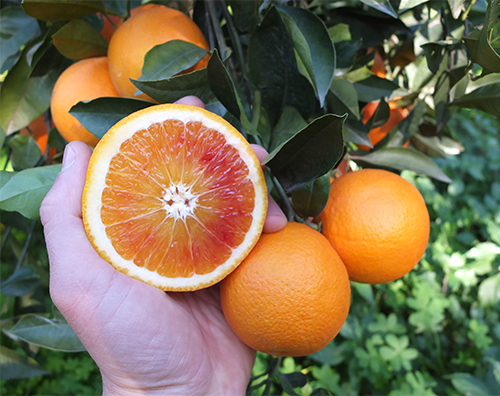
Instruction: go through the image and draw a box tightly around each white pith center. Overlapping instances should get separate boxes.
[163,183,198,220]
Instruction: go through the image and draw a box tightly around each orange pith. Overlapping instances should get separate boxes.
[83,104,267,291]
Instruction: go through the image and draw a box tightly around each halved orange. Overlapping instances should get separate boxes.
[82,104,268,291]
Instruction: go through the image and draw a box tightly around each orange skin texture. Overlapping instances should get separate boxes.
[320,169,430,284]
[220,222,351,357]
[99,5,163,42]
[359,100,409,150]
[107,6,210,101]
[20,116,56,158]
[50,57,120,147]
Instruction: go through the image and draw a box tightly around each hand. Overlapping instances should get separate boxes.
[40,96,287,396]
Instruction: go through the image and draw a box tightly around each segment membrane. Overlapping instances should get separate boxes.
[101,119,256,278]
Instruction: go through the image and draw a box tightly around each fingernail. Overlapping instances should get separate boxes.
[61,143,76,172]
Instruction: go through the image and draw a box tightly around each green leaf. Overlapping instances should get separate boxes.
[276,371,303,395]
[29,23,68,78]
[0,6,41,73]
[22,0,106,22]
[399,0,429,11]
[351,282,375,305]
[327,23,351,43]
[7,314,85,352]
[69,97,154,139]
[278,6,335,107]
[291,173,330,218]
[247,6,315,123]
[206,50,259,137]
[353,76,402,103]
[0,266,41,297]
[350,147,452,183]
[449,373,493,396]
[365,99,391,130]
[478,273,500,307]
[0,346,48,380]
[410,133,464,158]
[52,18,108,60]
[132,66,214,104]
[138,40,208,82]
[269,106,308,152]
[463,0,500,73]
[0,164,61,219]
[448,0,465,19]
[328,78,360,120]
[452,83,500,117]
[7,134,42,170]
[0,45,58,134]
[263,114,346,193]
[359,0,398,18]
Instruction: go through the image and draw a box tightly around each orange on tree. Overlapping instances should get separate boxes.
[368,48,386,78]
[359,100,409,150]
[20,115,56,158]
[220,222,351,357]
[50,57,120,147]
[320,169,430,284]
[99,4,163,42]
[82,103,268,291]
[107,5,210,100]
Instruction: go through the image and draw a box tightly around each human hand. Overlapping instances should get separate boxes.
[40,96,287,396]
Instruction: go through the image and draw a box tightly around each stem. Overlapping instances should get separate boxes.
[270,174,295,222]
[15,220,36,271]
[206,0,229,59]
[262,357,282,396]
[0,226,11,256]
[462,0,478,21]
[251,90,261,128]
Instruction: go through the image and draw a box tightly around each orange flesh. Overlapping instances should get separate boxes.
[101,120,255,278]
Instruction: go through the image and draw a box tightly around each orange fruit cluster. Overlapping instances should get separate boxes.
[50,4,209,148]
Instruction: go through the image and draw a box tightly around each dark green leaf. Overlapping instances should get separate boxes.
[328,78,360,119]
[464,0,500,73]
[365,99,391,130]
[29,24,68,77]
[247,6,315,123]
[0,164,62,219]
[349,147,452,183]
[269,106,307,152]
[1,266,40,297]
[0,346,48,380]
[277,371,302,395]
[206,50,241,119]
[278,6,335,107]
[7,135,42,170]
[311,388,334,396]
[22,0,105,22]
[353,76,402,103]
[343,117,372,147]
[291,174,330,218]
[359,0,398,18]
[0,45,58,134]
[52,18,108,60]
[0,6,41,73]
[138,40,208,82]
[7,314,85,352]
[206,50,259,136]
[263,114,346,193]
[70,97,154,139]
[132,67,214,104]
[452,83,500,117]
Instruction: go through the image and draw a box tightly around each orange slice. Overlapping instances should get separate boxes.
[82,104,268,291]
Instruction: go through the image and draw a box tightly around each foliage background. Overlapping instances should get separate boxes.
[1,0,500,394]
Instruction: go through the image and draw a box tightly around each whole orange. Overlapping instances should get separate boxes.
[220,222,351,357]
[107,6,209,100]
[321,169,430,284]
[50,57,120,147]
[359,100,409,150]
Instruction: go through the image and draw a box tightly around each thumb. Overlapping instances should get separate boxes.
[40,141,120,310]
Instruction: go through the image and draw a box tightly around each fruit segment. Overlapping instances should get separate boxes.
[100,119,256,278]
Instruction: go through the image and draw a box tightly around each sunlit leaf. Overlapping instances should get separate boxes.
[452,83,500,117]
[359,0,398,18]
[7,314,85,352]
[52,18,108,59]
[0,165,62,219]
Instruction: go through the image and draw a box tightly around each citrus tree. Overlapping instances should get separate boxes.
[1,0,500,394]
